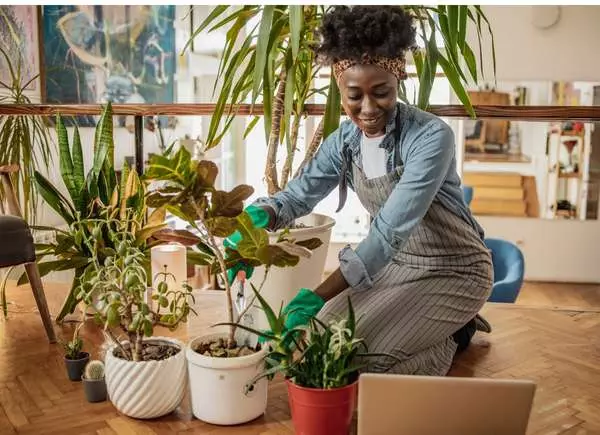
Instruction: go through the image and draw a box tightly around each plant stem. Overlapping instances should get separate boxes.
[265,69,287,196]
[208,232,236,348]
[280,113,301,190]
[235,266,269,323]
[107,328,132,360]
[134,333,143,362]
[292,116,324,180]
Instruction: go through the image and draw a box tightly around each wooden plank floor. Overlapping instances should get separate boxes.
[1,280,600,434]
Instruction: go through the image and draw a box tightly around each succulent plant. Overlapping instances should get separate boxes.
[84,360,105,380]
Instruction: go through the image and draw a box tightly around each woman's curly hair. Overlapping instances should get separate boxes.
[314,6,416,65]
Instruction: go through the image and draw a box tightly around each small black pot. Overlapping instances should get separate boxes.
[64,352,90,381]
[82,376,107,403]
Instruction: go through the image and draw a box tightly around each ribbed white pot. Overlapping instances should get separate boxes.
[186,334,268,425]
[248,213,335,333]
[104,336,187,419]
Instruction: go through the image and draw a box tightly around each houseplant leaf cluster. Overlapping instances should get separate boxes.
[186,5,496,195]
[144,145,323,349]
[24,103,170,322]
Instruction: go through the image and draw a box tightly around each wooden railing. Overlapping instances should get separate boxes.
[2,103,600,174]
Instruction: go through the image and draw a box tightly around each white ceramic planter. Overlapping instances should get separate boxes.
[186,333,268,425]
[104,336,187,419]
[248,213,335,332]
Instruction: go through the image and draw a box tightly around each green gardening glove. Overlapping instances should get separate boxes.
[258,288,325,345]
[224,205,271,284]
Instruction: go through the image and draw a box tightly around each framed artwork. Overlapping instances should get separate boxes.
[0,6,40,91]
[42,5,176,126]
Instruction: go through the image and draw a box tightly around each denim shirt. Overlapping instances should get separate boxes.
[253,102,485,291]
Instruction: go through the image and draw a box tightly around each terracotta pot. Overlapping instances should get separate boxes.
[286,379,358,435]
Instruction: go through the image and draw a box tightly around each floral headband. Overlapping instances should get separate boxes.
[332,54,408,82]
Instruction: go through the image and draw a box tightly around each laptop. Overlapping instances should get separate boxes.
[357,373,536,435]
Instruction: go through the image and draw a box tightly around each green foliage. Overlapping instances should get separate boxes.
[75,219,195,362]
[0,44,54,224]
[27,103,170,322]
[217,286,402,390]
[62,323,85,360]
[144,146,323,347]
[84,360,105,380]
[186,5,496,193]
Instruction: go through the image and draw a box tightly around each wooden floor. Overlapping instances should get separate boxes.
[1,280,600,434]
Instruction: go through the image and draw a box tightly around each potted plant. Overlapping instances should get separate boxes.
[184,5,497,328]
[218,287,402,435]
[144,147,324,425]
[20,103,193,322]
[75,216,195,419]
[61,323,89,381]
[82,360,107,403]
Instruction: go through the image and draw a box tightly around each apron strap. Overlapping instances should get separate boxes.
[335,142,352,213]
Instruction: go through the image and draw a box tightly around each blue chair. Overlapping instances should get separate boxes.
[462,185,473,206]
[484,238,525,303]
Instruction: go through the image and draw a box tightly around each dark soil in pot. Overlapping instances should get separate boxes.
[64,352,90,381]
[113,342,180,361]
[192,337,261,358]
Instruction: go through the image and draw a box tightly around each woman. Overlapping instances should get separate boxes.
[246,5,493,376]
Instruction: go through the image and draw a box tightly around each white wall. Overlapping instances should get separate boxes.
[469,6,600,83]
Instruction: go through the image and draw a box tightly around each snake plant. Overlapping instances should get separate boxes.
[21,103,170,322]
[186,5,496,195]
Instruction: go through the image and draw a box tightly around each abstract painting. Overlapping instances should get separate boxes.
[0,6,39,91]
[42,5,176,126]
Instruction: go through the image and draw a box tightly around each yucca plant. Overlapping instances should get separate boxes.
[186,5,495,195]
[21,103,171,322]
[0,45,53,222]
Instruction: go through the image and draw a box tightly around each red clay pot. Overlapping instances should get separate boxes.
[286,378,358,435]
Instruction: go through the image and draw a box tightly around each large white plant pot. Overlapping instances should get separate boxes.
[104,336,187,419]
[186,333,268,425]
[248,213,335,332]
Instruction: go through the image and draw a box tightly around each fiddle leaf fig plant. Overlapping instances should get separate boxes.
[144,146,323,349]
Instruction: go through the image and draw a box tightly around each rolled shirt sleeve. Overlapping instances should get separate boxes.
[339,121,455,291]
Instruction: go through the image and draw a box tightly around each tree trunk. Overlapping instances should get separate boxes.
[265,70,287,196]
[292,116,324,180]
[280,113,301,190]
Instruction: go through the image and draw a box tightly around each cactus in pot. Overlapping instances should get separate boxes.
[82,360,107,403]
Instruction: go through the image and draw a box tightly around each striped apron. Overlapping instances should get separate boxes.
[318,161,493,376]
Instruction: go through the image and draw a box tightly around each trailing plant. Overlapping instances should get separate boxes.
[75,218,195,362]
[186,5,496,195]
[24,103,170,322]
[0,45,53,223]
[218,286,402,391]
[143,146,323,350]
[84,360,105,380]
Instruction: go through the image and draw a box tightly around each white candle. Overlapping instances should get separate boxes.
[150,244,188,293]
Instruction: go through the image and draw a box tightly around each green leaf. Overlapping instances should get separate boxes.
[34,171,76,224]
[205,216,238,238]
[249,282,282,334]
[183,5,230,53]
[152,228,202,246]
[236,212,269,257]
[252,5,274,102]
[255,245,299,268]
[71,126,85,204]
[106,305,120,328]
[323,78,341,140]
[289,6,303,60]
[437,54,474,117]
[210,185,254,218]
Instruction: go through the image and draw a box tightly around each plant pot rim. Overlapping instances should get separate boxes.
[106,336,185,364]
[285,378,358,393]
[186,333,267,369]
[270,213,335,238]
[81,375,106,382]
[64,351,90,362]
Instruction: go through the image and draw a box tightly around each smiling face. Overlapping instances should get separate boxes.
[338,64,399,137]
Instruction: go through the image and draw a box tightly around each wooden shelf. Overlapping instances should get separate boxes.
[558,172,580,179]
